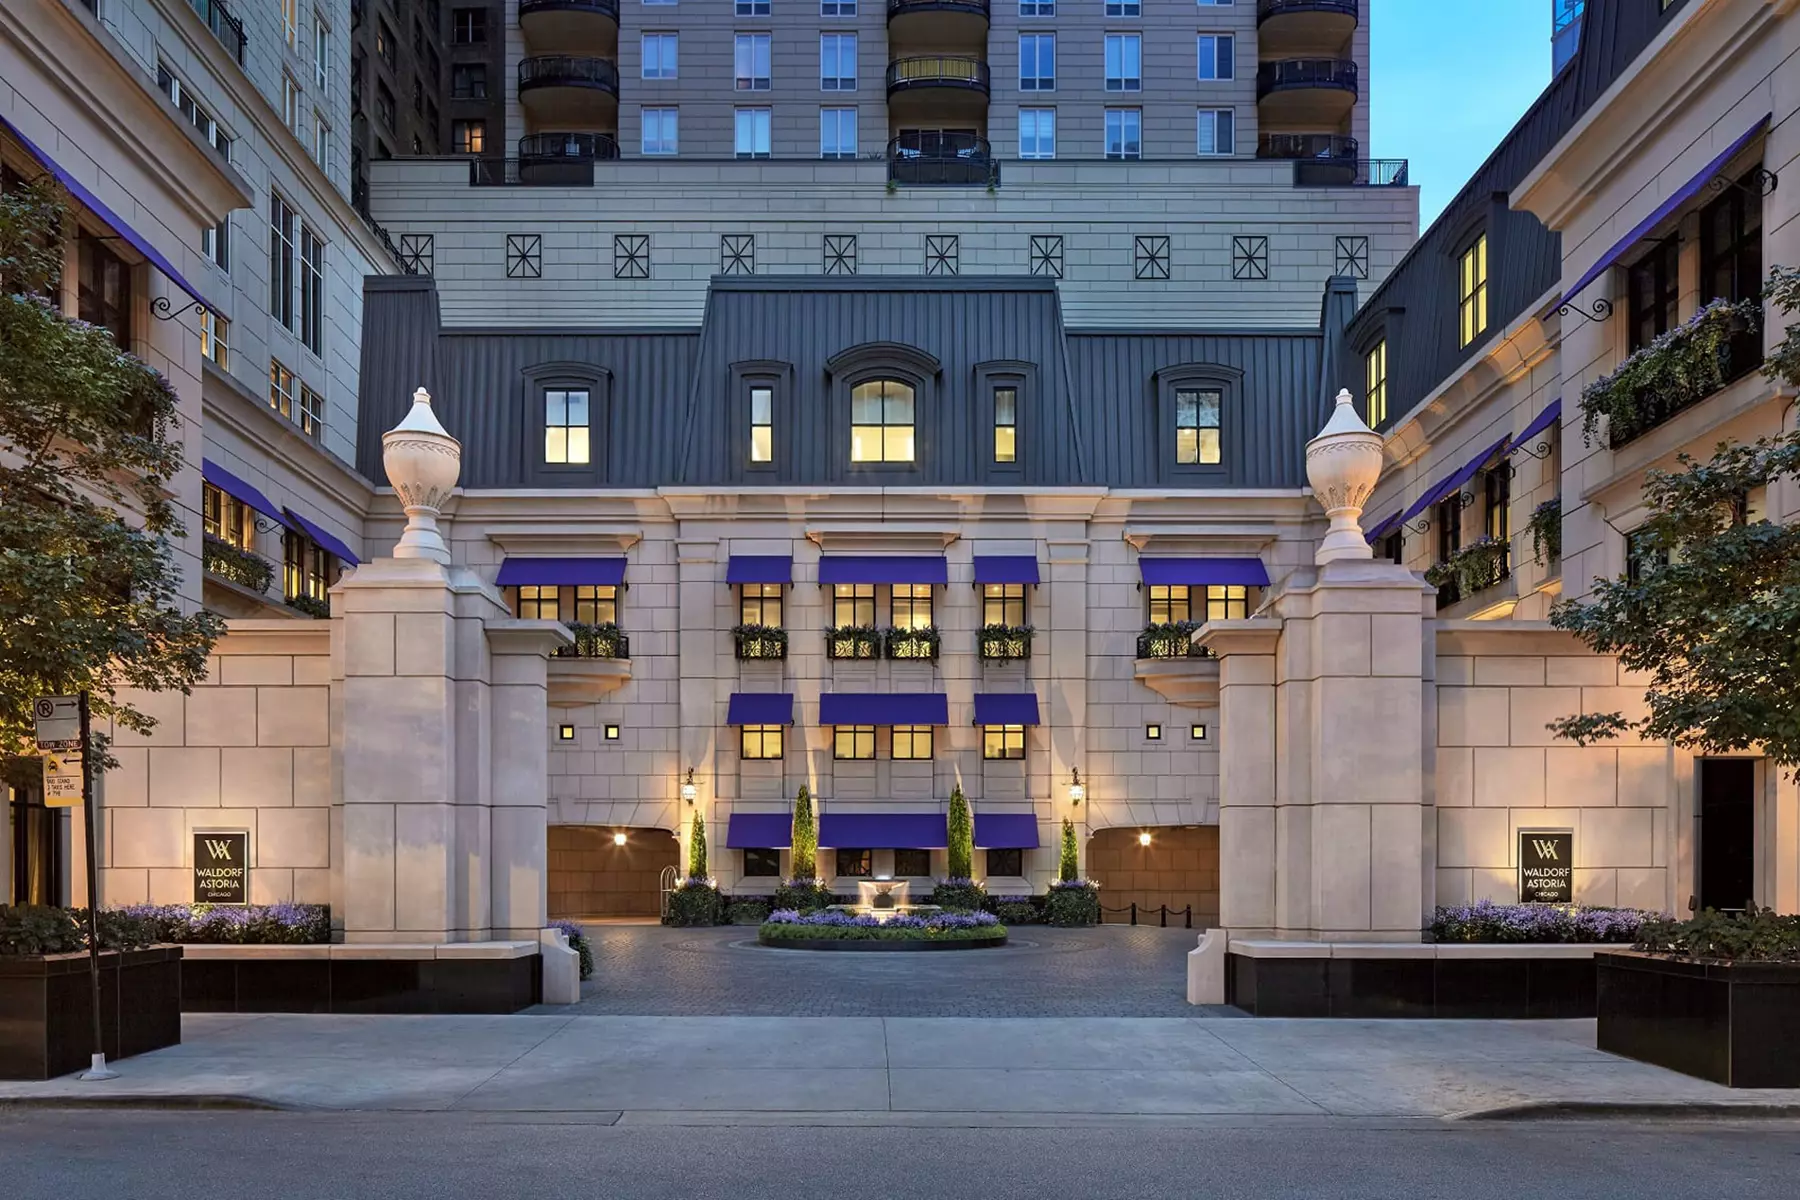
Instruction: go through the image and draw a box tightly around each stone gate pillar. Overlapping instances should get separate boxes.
[488,621,570,940]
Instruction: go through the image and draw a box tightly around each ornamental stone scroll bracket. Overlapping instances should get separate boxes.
[1304,388,1384,566]
[381,387,463,565]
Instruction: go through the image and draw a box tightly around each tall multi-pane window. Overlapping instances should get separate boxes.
[1437,494,1463,563]
[1458,233,1488,348]
[1484,468,1510,549]
[735,34,772,90]
[269,360,295,419]
[983,584,1026,626]
[200,309,229,369]
[75,236,130,348]
[299,226,323,356]
[1701,175,1764,306]
[516,586,559,621]
[1019,108,1055,158]
[734,108,772,158]
[833,584,875,626]
[849,379,915,463]
[1628,236,1680,353]
[311,113,330,165]
[573,585,617,625]
[452,120,485,153]
[544,389,591,464]
[820,108,857,158]
[741,583,782,626]
[1019,34,1055,90]
[314,16,329,90]
[741,725,783,759]
[1104,34,1141,92]
[1174,387,1221,464]
[890,584,934,629]
[892,726,934,760]
[1147,585,1189,623]
[642,33,678,79]
[1204,586,1248,620]
[749,385,773,462]
[993,386,1017,463]
[268,194,295,327]
[284,529,337,604]
[834,725,876,760]
[283,75,301,134]
[451,64,487,99]
[452,8,486,42]
[203,483,251,549]
[1197,33,1234,80]
[1365,340,1387,427]
[642,109,679,155]
[820,34,856,90]
[1196,108,1233,156]
[299,384,325,439]
[1104,109,1141,159]
[282,0,298,46]
[984,725,1026,760]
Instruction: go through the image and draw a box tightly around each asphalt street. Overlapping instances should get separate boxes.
[4,1111,1800,1200]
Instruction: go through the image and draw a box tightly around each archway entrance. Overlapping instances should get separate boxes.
[548,826,678,919]
[1087,826,1220,927]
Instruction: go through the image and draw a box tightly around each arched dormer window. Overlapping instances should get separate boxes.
[850,379,915,463]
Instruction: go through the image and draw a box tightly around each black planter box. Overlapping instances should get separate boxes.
[0,947,183,1080]
[1229,950,1598,1018]
[180,952,541,1014]
[1596,950,1800,1088]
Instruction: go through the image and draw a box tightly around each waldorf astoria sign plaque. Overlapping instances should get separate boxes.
[193,831,249,904]
[1518,830,1574,904]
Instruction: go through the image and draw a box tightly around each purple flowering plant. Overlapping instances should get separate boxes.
[114,903,331,945]
[1428,899,1661,945]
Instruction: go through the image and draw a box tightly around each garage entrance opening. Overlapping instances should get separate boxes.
[1086,826,1219,927]
[549,826,678,919]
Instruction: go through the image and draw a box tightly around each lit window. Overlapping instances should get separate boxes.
[1365,340,1388,426]
[642,109,679,155]
[983,725,1025,760]
[1196,34,1233,80]
[892,725,934,760]
[1196,108,1234,156]
[453,120,485,154]
[850,379,915,463]
[1146,724,1162,741]
[1174,387,1221,464]
[299,384,325,439]
[890,583,934,629]
[740,582,782,625]
[833,583,874,626]
[203,483,252,549]
[834,725,876,760]
[1148,584,1189,623]
[1458,233,1488,348]
[574,585,617,624]
[741,724,784,759]
[1205,585,1248,620]
[734,34,772,90]
[749,385,774,463]
[200,309,229,370]
[516,585,560,621]
[269,359,294,419]
[993,386,1017,463]
[1019,108,1055,158]
[544,388,591,464]
[982,583,1026,626]
[734,108,772,158]
[1104,34,1141,92]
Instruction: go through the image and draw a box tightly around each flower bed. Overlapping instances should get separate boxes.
[116,903,331,944]
[758,909,1006,950]
[1429,900,1656,945]
[549,919,595,980]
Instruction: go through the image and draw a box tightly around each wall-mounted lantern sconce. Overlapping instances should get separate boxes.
[680,768,698,806]
[1138,831,1153,847]
[613,831,628,847]
[1068,768,1085,806]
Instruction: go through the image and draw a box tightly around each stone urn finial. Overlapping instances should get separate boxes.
[381,386,461,564]
[1305,388,1383,565]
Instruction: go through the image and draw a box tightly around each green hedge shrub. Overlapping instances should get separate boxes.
[931,878,987,912]
[727,899,773,925]
[663,879,723,927]
[1636,905,1800,962]
[994,901,1038,926]
[774,879,833,912]
[1044,882,1100,927]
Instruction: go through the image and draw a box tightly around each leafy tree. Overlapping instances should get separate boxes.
[687,808,708,878]
[945,785,972,879]
[0,177,221,767]
[1058,817,1080,882]
[790,784,816,880]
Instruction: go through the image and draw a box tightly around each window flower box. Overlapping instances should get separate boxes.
[883,625,940,661]
[1526,497,1561,568]
[203,533,273,594]
[732,623,788,660]
[1578,297,1763,449]
[286,593,331,619]
[556,621,628,659]
[1136,621,1207,660]
[979,623,1034,662]
[1425,536,1509,609]
[826,624,881,660]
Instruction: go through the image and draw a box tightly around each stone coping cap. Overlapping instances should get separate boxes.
[1228,939,1624,960]
[180,941,539,961]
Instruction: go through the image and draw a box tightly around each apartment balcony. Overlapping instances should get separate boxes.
[473,132,621,185]
[1256,59,1358,125]
[887,0,990,46]
[1258,132,1358,160]
[888,133,998,188]
[1288,157,1408,187]
[518,56,619,128]
[186,0,246,64]
[1257,0,1357,56]
[519,0,619,57]
[886,56,990,124]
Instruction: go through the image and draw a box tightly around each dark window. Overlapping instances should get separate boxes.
[743,848,781,877]
[1625,527,1667,584]
[1701,172,1764,306]
[299,226,324,356]
[987,847,1024,876]
[1628,236,1680,353]
[76,234,130,347]
[268,193,295,327]
[1437,494,1463,562]
[376,20,396,69]
[1380,530,1404,565]
[893,849,931,877]
[835,848,872,877]
[1029,234,1063,278]
[890,583,933,629]
[833,724,875,760]
[451,63,487,99]
[376,82,396,130]
[1483,468,1510,546]
[740,724,783,759]
[452,7,486,43]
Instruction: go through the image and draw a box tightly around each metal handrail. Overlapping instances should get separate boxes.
[186,0,247,63]
[887,0,990,18]
[1256,0,1357,22]
[518,132,621,161]
[886,56,991,92]
[519,55,621,92]
[520,0,621,19]
[1291,157,1409,187]
[1258,132,1358,160]
[887,134,997,187]
[1256,58,1359,98]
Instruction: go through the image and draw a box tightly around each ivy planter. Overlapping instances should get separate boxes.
[1525,497,1561,568]
[0,946,183,1079]
[978,624,1034,662]
[202,533,273,594]
[1425,537,1509,608]
[1577,297,1764,449]
[1596,951,1800,1087]
[1136,622,1205,660]
[883,625,941,661]
[732,624,788,660]
[826,625,881,660]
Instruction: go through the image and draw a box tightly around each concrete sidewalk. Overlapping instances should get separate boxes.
[3,1015,1798,1120]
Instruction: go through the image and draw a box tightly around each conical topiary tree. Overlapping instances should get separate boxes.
[946,785,973,879]
[791,784,817,880]
[688,809,708,878]
[1059,817,1080,882]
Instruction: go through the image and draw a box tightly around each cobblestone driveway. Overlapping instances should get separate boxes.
[554,924,1232,1017]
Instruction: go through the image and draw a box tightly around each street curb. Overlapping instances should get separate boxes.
[0,1094,302,1112]
[1450,1101,1800,1121]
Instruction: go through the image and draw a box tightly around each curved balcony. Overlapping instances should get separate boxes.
[887,0,989,46]
[518,0,619,56]
[1257,132,1358,160]
[518,56,619,127]
[888,133,997,188]
[886,56,990,123]
[1256,58,1357,125]
[506,132,619,185]
[1257,0,1357,56]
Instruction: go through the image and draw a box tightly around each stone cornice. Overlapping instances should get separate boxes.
[1195,620,1282,659]
[215,619,331,656]
[483,524,644,554]
[1435,620,1588,658]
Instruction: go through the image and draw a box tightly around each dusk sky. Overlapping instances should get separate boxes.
[1371,0,1553,224]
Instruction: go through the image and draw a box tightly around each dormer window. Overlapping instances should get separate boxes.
[850,379,915,463]
[1458,233,1488,348]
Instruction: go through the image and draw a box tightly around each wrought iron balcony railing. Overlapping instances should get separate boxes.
[1257,0,1358,22]
[203,534,272,594]
[1256,58,1359,101]
[187,0,247,63]
[1258,132,1359,160]
[979,625,1034,662]
[519,0,621,20]
[887,133,997,187]
[886,56,991,95]
[884,626,941,661]
[1290,157,1408,187]
[519,132,620,162]
[518,56,621,95]
[556,622,629,659]
[1136,623,1212,660]
[733,625,789,661]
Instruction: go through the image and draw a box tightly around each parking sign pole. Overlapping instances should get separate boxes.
[76,692,116,1081]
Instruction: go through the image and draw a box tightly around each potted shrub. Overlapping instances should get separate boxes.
[1043,819,1100,926]
[1596,906,1800,1087]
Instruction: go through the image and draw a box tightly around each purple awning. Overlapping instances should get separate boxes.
[1561,115,1770,306]
[973,693,1040,726]
[974,813,1041,849]
[283,508,361,567]
[973,555,1041,585]
[1137,557,1271,588]
[817,556,948,585]
[495,557,627,587]
[818,813,948,849]
[201,459,287,526]
[819,693,949,726]
[726,813,792,849]
[1510,399,1561,453]
[726,555,792,585]
[727,693,794,726]
[1397,435,1511,525]
[0,112,220,312]
[1364,511,1403,544]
